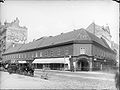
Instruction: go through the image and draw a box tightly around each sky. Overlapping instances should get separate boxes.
[0,0,119,44]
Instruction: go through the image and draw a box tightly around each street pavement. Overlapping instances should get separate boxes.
[0,70,117,89]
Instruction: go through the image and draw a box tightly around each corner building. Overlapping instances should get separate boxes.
[2,29,116,71]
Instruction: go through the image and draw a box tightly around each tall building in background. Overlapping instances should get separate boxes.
[0,18,27,60]
[0,22,3,60]
[86,22,112,48]
[111,41,119,66]
[86,22,119,65]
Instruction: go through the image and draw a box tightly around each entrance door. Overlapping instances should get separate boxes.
[77,59,89,71]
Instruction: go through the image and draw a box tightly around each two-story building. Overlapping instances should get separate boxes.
[2,28,117,71]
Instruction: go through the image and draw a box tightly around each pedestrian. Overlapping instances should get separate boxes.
[71,65,74,72]
[115,70,119,90]
[41,65,48,80]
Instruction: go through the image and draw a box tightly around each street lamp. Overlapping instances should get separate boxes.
[69,55,71,58]
[94,58,97,61]
[104,60,106,62]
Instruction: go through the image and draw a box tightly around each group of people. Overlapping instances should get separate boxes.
[1,63,34,77]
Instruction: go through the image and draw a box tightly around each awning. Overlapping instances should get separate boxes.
[18,61,26,63]
[32,58,70,64]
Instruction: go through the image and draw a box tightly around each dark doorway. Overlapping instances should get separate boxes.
[77,59,89,71]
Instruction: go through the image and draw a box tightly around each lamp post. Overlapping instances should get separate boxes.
[104,59,106,62]
[69,55,71,59]
[94,58,97,61]
[93,58,97,70]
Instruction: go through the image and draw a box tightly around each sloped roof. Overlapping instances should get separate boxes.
[100,37,111,49]
[86,31,109,49]
[4,44,23,54]
[3,28,112,54]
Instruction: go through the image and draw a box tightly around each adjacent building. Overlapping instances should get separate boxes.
[111,41,119,66]
[0,18,27,61]
[0,23,3,61]
[86,22,112,48]
[2,28,117,71]
[86,22,119,66]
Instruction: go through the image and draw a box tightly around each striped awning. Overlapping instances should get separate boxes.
[18,61,26,63]
[32,58,70,64]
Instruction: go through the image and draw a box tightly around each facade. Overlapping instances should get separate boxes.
[111,41,119,66]
[0,18,27,61]
[2,29,116,71]
[0,23,3,60]
[86,22,112,48]
[86,22,119,66]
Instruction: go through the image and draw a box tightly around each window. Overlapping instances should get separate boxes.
[80,48,86,54]
[21,54,23,58]
[50,50,54,56]
[32,52,34,58]
[36,52,38,57]
[57,48,61,55]
[19,54,20,58]
[65,48,69,55]
[25,54,26,58]
[45,51,48,56]
[40,52,42,57]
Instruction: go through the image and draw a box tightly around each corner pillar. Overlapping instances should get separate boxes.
[69,57,74,71]
[89,58,93,71]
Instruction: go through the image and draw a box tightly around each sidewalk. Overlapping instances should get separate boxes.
[35,69,115,81]
[0,71,116,89]
[35,69,115,75]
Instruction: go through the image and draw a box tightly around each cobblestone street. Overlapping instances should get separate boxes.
[0,71,117,89]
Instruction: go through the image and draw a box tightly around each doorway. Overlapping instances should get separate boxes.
[77,59,89,71]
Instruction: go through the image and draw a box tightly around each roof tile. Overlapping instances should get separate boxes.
[4,28,112,54]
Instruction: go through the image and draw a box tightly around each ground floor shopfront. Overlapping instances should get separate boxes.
[31,54,116,71]
[2,54,116,72]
